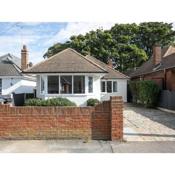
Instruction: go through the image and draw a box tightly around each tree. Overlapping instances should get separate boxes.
[136,22,175,58]
[43,22,175,72]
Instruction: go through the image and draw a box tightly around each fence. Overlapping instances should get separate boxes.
[0,96,123,141]
[159,90,175,110]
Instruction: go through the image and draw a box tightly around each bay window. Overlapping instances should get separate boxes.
[88,76,93,93]
[60,76,72,94]
[40,76,45,94]
[73,76,85,94]
[47,75,92,95]
[48,76,59,94]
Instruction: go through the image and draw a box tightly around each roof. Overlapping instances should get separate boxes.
[85,55,129,79]
[130,46,175,78]
[0,54,22,76]
[25,48,107,73]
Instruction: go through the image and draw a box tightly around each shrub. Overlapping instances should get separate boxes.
[25,98,76,106]
[87,98,100,106]
[129,80,160,108]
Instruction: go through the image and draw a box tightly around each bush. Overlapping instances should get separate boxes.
[129,80,160,108]
[87,98,100,106]
[25,98,76,106]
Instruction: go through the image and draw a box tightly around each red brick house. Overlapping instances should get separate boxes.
[130,45,175,91]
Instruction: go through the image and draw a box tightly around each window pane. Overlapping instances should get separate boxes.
[101,81,105,92]
[107,81,112,93]
[0,79,2,94]
[41,77,45,94]
[61,76,72,94]
[48,76,59,94]
[73,76,85,94]
[113,81,117,92]
[88,77,93,93]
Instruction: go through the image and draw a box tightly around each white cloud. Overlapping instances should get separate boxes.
[46,22,115,45]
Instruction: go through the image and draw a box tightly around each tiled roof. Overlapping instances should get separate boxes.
[130,46,175,78]
[0,54,22,76]
[24,48,107,73]
[86,55,129,79]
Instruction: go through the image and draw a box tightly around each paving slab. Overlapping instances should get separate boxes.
[124,104,175,141]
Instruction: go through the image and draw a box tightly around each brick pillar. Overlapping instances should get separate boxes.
[110,96,123,140]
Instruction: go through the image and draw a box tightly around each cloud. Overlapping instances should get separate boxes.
[46,22,115,45]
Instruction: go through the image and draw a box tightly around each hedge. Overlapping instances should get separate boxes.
[129,80,160,107]
[25,97,76,106]
[87,98,100,106]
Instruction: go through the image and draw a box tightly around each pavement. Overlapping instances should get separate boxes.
[0,140,175,153]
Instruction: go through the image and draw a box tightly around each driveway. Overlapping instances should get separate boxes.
[124,103,175,141]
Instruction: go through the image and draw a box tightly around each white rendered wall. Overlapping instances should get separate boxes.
[100,79,127,102]
[1,77,36,95]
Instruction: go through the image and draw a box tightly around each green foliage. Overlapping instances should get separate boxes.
[87,98,100,106]
[44,22,175,72]
[129,80,160,108]
[25,98,76,106]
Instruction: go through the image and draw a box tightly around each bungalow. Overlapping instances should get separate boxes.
[0,45,36,102]
[24,48,129,106]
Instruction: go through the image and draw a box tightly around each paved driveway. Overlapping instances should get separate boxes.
[124,104,175,141]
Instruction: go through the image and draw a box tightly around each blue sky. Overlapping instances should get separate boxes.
[0,22,174,64]
[0,22,115,63]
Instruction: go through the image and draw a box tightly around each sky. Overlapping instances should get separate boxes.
[0,22,115,63]
[0,22,174,64]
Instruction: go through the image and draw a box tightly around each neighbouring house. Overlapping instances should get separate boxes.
[24,48,129,106]
[130,45,175,90]
[130,44,175,110]
[0,45,36,101]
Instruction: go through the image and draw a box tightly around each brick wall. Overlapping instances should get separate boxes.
[0,96,123,141]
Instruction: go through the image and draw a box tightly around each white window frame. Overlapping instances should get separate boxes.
[101,80,118,93]
[47,75,59,94]
[88,76,93,93]
[46,74,87,96]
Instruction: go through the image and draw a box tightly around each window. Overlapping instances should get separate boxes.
[107,81,112,93]
[0,79,2,95]
[101,81,106,92]
[101,80,117,93]
[60,76,72,94]
[40,76,45,94]
[73,76,85,94]
[88,77,93,93]
[48,76,59,94]
[113,81,117,92]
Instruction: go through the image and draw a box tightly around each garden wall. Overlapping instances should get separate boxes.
[0,96,123,140]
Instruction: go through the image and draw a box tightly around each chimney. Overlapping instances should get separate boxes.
[153,44,162,65]
[21,45,29,70]
[107,58,113,68]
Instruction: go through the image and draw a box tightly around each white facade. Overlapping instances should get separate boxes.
[36,73,127,106]
[100,79,127,102]
[0,76,36,96]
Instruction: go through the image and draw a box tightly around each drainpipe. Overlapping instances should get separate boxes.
[163,69,167,90]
